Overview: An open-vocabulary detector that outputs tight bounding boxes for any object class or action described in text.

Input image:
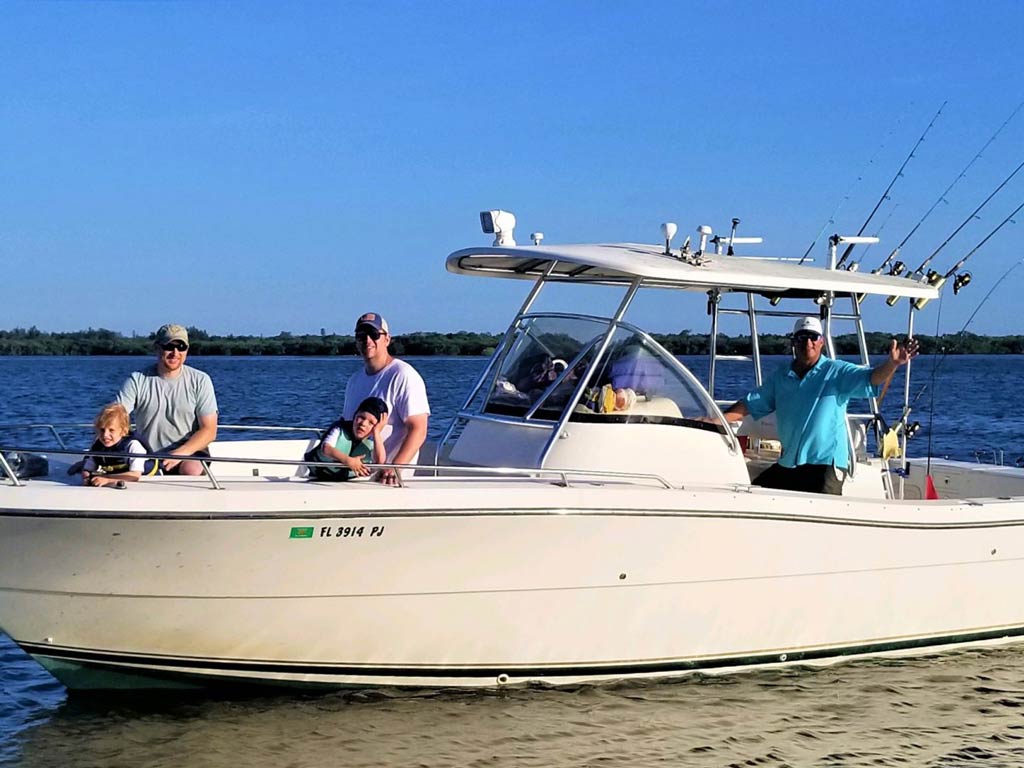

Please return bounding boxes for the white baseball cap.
[792,316,823,336]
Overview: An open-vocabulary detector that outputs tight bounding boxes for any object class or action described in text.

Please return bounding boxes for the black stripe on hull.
[19,625,1024,685]
[5,507,1024,530]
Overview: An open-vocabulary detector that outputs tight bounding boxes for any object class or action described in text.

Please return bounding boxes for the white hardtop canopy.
[447,242,940,300]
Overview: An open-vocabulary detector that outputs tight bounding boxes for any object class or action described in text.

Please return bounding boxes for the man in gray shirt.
[117,324,218,475]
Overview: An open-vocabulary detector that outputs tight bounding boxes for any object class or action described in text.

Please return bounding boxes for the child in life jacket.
[306,397,388,481]
[82,403,158,487]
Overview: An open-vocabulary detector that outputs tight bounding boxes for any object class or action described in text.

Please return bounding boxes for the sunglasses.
[355,329,382,342]
[792,332,822,343]
[160,341,189,352]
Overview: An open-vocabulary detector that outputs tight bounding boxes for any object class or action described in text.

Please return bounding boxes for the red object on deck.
[925,475,940,500]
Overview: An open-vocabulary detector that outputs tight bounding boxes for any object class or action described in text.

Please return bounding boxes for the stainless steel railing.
[0,429,675,491]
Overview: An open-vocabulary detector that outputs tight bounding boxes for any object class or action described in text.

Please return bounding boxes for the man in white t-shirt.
[342,312,430,485]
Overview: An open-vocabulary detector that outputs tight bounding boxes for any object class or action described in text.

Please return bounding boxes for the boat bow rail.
[0,439,677,491]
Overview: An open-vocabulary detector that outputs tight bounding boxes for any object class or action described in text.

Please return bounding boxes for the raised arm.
[870,338,920,386]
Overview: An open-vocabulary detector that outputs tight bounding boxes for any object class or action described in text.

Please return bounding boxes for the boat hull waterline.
[3,484,1024,689]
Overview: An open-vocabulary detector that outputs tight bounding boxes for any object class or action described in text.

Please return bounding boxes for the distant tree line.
[1,326,1022,356]
[655,330,1024,356]
[0,327,502,356]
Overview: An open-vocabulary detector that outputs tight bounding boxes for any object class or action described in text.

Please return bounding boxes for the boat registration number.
[289,525,385,539]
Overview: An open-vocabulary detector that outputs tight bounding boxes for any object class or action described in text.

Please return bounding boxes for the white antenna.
[530,232,544,245]
[697,225,713,254]
[660,222,677,255]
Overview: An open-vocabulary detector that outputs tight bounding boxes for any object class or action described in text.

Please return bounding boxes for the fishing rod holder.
[828,234,879,270]
[706,289,721,315]
[830,236,880,246]
[910,271,947,310]
[711,235,763,255]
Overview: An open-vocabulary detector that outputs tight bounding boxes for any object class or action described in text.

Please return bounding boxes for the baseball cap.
[355,312,389,335]
[355,396,389,421]
[154,324,189,346]
[792,317,823,336]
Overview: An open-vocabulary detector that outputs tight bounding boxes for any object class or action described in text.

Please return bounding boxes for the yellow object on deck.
[881,427,902,459]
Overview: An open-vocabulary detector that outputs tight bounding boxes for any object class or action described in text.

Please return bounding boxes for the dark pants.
[752,463,845,495]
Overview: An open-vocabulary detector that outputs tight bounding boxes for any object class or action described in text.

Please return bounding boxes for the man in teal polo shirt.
[724,317,919,494]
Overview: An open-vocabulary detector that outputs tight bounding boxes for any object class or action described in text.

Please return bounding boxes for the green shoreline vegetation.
[2,327,1023,356]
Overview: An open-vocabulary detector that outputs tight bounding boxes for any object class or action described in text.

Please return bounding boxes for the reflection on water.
[3,355,1024,766]
[6,635,1024,768]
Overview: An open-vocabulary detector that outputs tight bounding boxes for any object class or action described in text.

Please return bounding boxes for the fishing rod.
[887,258,1024,451]
[910,198,1024,309]
[867,100,1024,279]
[845,203,899,271]
[796,114,910,267]
[834,101,947,270]
[886,157,1024,305]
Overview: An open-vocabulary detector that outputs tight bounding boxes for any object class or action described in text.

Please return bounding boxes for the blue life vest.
[88,434,158,476]
[305,420,373,481]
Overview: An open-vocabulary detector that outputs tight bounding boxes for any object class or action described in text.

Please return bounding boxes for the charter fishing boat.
[2,212,1024,691]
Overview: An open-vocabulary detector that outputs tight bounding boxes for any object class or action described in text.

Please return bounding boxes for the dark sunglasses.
[160,341,189,352]
[355,329,382,342]
[792,332,822,343]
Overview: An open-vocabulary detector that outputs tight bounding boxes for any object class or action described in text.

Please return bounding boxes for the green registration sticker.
[289,526,314,539]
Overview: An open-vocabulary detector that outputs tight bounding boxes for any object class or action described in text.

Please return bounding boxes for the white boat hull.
[4,476,1024,689]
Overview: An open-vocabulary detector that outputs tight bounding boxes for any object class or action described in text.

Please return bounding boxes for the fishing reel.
[878,418,922,460]
[889,261,906,277]
[952,271,972,295]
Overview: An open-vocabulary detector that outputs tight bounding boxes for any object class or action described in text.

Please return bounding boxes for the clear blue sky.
[3,1,1023,338]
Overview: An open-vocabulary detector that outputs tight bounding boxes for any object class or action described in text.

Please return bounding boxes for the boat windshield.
[483,316,719,426]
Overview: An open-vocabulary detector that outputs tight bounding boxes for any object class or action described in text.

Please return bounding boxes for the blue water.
[2,354,1023,767]
[1,354,1018,461]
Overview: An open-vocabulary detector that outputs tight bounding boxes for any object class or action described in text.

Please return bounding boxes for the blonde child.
[82,403,157,487]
